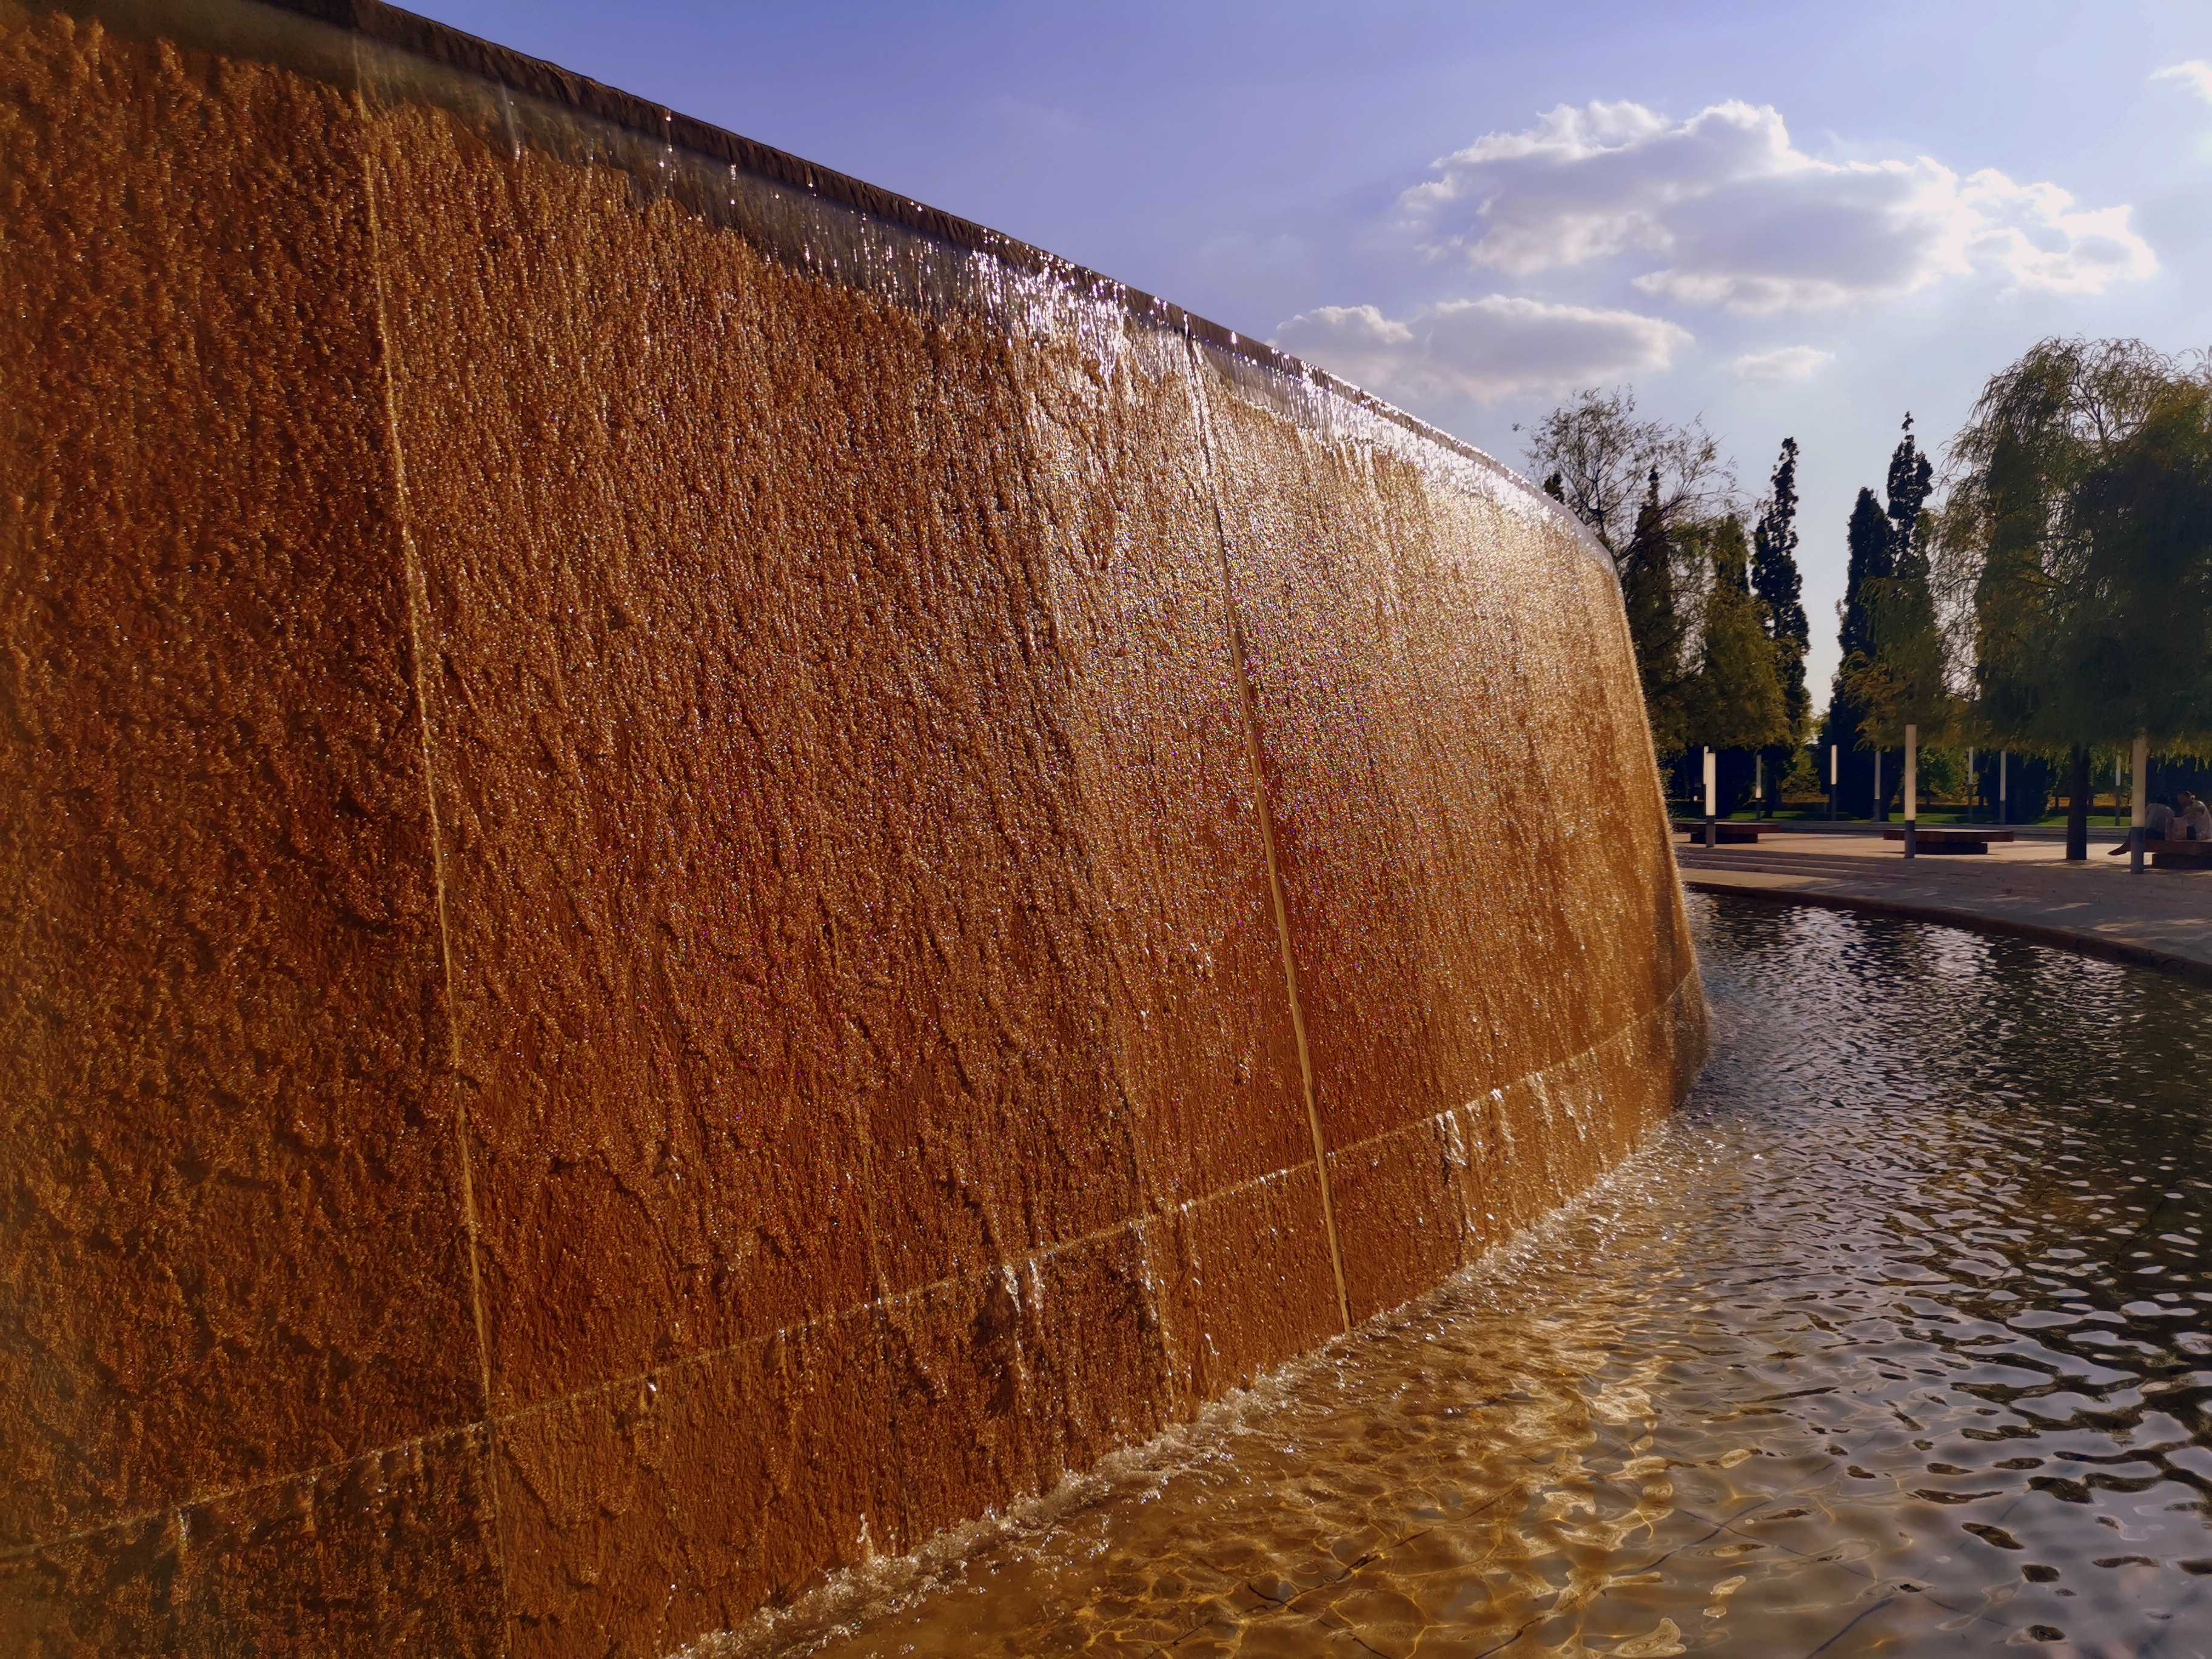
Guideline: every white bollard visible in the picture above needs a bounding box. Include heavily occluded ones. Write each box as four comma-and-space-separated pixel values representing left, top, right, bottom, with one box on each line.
2131, 734, 2148, 874
1903, 724, 1918, 857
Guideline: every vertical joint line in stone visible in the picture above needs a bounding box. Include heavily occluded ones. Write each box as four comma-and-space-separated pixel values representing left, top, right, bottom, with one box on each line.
355, 73, 506, 1467
1182, 337, 1352, 1336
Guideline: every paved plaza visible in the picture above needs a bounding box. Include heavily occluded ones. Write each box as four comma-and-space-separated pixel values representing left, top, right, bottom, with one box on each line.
1675, 827, 2212, 981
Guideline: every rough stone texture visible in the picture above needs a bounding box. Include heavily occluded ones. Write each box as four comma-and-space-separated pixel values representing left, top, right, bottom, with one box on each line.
1011, 334, 1319, 1217
1, 5, 1706, 1655
0, 11, 480, 1558
495, 1311, 897, 1659
1150, 1168, 1350, 1400
1199, 386, 1694, 1323
0, 1429, 504, 1659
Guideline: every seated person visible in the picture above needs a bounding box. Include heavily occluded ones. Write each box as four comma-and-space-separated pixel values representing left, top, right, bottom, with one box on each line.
2184, 793, 2212, 842
2110, 798, 2176, 853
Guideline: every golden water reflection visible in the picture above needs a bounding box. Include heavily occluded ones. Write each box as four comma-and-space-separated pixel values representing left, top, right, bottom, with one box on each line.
736, 897, 2212, 1657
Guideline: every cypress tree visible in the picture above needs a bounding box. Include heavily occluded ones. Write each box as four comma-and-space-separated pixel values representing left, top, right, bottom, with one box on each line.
1835, 417, 1951, 806
1883, 416, 1941, 722
1751, 438, 1809, 811
1683, 517, 1789, 756
1885, 413, 1935, 566
1827, 486, 1894, 815
1621, 468, 1687, 756
1837, 486, 1894, 663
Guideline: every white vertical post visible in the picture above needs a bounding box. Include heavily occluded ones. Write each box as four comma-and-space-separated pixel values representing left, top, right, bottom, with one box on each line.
2131, 733, 2148, 874
1702, 746, 1717, 846
1874, 748, 1883, 822
1903, 724, 1919, 857
1828, 742, 1837, 820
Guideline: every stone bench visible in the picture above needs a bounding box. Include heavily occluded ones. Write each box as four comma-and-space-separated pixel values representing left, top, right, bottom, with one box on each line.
2151, 840, 2212, 868
1882, 826, 2017, 854
1674, 820, 1761, 843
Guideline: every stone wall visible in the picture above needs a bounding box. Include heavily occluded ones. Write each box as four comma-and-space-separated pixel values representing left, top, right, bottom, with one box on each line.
0, 3, 1706, 1653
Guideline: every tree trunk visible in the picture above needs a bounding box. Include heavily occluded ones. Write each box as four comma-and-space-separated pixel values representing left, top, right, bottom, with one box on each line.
2065, 742, 2091, 861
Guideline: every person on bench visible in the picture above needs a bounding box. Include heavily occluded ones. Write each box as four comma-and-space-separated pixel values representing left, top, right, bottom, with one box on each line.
2183, 793, 2212, 842
2110, 797, 2176, 854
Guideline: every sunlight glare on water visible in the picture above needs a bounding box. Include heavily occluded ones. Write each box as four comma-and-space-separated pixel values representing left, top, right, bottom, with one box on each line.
735, 895, 2212, 1658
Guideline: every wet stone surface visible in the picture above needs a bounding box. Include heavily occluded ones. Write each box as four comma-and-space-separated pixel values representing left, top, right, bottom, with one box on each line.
748, 895, 2212, 1658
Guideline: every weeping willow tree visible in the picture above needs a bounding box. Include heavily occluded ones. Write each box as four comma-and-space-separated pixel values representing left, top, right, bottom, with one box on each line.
1934, 337, 2212, 850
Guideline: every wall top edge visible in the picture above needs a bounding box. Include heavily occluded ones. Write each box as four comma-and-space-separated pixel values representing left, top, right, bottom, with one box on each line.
75, 0, 1611, 572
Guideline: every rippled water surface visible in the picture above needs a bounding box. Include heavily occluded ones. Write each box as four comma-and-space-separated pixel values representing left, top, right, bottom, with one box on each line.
750, 896, 2212, 1657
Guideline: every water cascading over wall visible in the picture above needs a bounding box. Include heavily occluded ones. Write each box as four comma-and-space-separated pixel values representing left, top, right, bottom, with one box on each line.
0, 2, 1708, 1652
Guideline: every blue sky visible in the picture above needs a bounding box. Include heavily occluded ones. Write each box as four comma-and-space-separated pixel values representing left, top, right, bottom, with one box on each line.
411, 0, 2212, 695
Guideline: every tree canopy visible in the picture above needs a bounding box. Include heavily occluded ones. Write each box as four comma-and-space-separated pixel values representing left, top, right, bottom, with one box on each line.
1527, 388, 1819, 763
1750, 438, 1809, 739
1526, 342, 2212, 800
1837, 485, 1893, 666
1523, 386, 1732, 571
1936, 337, 2212, 752
1618, 468, 1693, 754
1839, 418, 1955, 747
1681, 516, 1790, 752
1885, 414, 1934, 566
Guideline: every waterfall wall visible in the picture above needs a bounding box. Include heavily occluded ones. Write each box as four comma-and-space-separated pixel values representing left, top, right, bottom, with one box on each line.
0, 3, 1706, 1653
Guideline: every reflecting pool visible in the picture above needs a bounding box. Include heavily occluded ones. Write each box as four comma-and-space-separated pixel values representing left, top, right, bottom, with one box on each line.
733, 895, 2212, 1658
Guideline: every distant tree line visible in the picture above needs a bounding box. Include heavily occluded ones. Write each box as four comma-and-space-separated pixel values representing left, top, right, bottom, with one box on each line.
1526, 389, 1798, 809
1527, 338, 2212, 833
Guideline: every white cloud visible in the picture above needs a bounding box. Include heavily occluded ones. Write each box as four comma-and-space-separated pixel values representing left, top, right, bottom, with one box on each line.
1273, 295, 1690, 403
2153, 60, 2212, 103
1399, 99, 2156, 313
1731, 344, 1834, 381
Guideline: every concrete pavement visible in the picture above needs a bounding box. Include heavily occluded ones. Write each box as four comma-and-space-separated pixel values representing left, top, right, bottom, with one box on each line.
1675, 830, 2212, 982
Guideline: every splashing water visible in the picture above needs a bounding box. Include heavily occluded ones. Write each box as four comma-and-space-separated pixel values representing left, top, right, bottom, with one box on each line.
725, 895, 2212, 1658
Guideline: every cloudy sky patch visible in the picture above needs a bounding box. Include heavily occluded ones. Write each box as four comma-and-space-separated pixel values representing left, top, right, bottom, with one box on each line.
1277, 297, 1690, 403
1399, 99, 2155, 313
1731, 345, 1835, 382
413, 0, 2212, 703
2153, 61, 2212, 103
